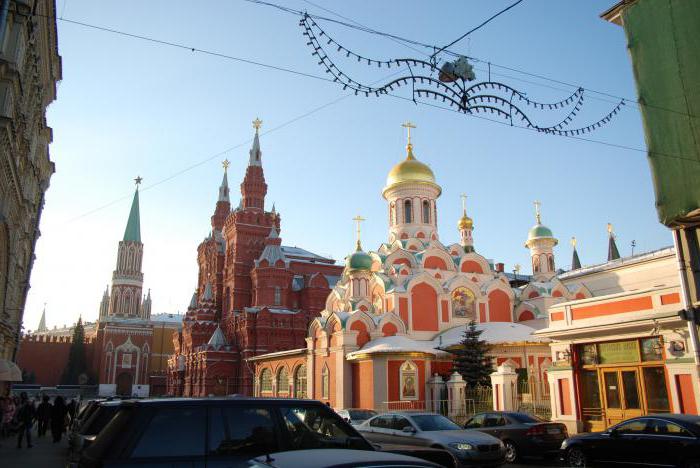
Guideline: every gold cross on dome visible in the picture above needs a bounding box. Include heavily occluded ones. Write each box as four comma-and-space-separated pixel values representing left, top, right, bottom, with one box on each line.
134, 176, 143, 186
352, 214, 366, 249
533, 200, 541, 223
222, 159, 230, 172
252, 117, 263, 132
607, 222, 614, 236
460, 193, 467, 213
401, 121, 416, 145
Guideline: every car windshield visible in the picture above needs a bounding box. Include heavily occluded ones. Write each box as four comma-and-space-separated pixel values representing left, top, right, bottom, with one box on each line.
81, 406, 120, 435
349, 410, 377, 420
508, 413, 544, 423
411, 414, 461, 431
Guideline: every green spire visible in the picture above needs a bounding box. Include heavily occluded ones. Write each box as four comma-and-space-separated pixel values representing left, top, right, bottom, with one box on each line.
123, 181, 141, 242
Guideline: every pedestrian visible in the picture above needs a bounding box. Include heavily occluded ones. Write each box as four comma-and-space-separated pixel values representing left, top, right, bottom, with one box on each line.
36, 395, 51, 437
50, 395, 67, 443
2, 395, 16, 438
15, 392, 35, 448
66, 398, 77, 428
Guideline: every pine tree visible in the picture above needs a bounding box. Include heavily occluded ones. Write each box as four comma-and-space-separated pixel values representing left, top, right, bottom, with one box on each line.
450, 320, 492, 387
61, 317, 87, 384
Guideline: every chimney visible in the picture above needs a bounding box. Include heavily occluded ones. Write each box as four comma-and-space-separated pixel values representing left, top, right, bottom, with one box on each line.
495, 262, 505, 273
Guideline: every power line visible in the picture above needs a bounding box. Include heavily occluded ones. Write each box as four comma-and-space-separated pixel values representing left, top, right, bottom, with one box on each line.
432, 0, 525, 57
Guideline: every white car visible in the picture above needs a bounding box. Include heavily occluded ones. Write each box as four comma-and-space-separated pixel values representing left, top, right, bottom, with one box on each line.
336, 408, 379, 427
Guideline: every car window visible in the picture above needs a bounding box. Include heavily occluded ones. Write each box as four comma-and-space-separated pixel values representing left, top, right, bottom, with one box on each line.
483, 414, 505, 427
465, 414, 486, 428
82, 406, 119, 435
615, 419, 648, 434
392, 416, 412, 431
411, 414, 461, 431
208, 406, 277, 457
131, 406, 206, 458
370, 415, 393, 429
349, 410, 377, 420
507, 413, 544, 424
280, 405, 370, 451
646, 419, 693, 437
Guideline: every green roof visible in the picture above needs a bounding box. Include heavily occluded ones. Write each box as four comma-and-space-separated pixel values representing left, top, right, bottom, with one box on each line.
348, 249, 372, 271
527, 223, 553, 240
123, 188, 141, 242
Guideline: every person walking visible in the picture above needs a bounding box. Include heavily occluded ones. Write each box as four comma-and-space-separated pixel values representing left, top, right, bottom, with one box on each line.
50, 396, 67, 443
1, 395, 16, 438
66, 398, 77, 428
15, 392, 35, 448
36, 395, 51, 437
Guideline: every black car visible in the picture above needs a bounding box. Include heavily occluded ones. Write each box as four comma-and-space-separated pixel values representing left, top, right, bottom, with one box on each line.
463, 411, 567, 462
69, 400, 125, 461
561, 414, 700, 467
76, 398, 436, 468
248, 448, 441, 467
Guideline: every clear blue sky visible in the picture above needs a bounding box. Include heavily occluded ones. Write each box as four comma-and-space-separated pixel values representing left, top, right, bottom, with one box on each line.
25, 0, 669, 330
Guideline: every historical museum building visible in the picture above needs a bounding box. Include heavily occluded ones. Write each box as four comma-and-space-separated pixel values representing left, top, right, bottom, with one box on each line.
17, 182, 182, 396
0, 0, 61, 391
250, 125, 585, 409
538, 246, 700, 433
166, 120, 343, 397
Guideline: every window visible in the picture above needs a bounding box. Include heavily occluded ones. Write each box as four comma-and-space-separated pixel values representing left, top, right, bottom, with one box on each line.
646, 419, 692, 437
131, 407, 206, 458
390, 202, 396, 225
400, 361, 418, 400
208, 406, 277, 457
547, 255, 554, 271
465, 414, 486, 428
483, 414, 506, 427
370, 415, 394, 429
404, 199, 412, 223
422, 200, 430, 223
260, 369, 272, 393
294, 365, 307, 399
122, 353, 132, 369
277, 368, 289, 395
321, 364, 329, 399
643, 367, 670, 412
274, 287, 281, 306
615, 419, 648, 434
411, 414, 461, 431
280, 405, 370, 451
392, 416, 413, 432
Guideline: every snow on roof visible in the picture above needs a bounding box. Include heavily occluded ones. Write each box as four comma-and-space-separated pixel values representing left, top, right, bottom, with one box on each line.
281, 245, 333, 262
347, 335, 445, 359
150, 313, 185, 323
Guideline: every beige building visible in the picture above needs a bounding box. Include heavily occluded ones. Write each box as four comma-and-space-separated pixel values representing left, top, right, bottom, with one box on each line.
0, 0, 61, 391
537, 247, 700, 434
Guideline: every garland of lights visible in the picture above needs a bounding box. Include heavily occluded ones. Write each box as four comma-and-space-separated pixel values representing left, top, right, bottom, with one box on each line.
299, 14, 625, 136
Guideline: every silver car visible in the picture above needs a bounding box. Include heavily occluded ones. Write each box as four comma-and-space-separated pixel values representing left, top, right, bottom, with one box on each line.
357, 412, 505, 467
336, 408, 378, 428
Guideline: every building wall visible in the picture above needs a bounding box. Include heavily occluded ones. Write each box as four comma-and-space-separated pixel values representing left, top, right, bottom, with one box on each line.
17, 335, 95, 385
0, 0, 61, 384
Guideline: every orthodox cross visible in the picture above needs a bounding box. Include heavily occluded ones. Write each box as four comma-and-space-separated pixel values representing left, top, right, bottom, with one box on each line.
460, 193, 468, 214
571, 236, 577, 248
222, 159, 230, 172
534, 200, 541, 223
401, 121, 416, 145
134, 176, 143, 186
352, 214, 366, 249
253, 117, 263, 133
607, 222, 614, 237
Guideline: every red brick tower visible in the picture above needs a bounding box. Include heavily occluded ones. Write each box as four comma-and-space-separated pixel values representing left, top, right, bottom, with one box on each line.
223, 119, 279, 313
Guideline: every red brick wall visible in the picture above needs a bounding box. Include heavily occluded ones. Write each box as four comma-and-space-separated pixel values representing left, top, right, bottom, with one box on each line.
17, 336, 96, 386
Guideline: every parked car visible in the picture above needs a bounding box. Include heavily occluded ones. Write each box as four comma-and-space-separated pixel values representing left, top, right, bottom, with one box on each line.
247, 448, 441, 467
69, 400, 125, 461
357, 412, 505, 467
74, 398, 443, 468
336, 408, 378, 427
560, 414, 700, 467
463, 411, 567, 462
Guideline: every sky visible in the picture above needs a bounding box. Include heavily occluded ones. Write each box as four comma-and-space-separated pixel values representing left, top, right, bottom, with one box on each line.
25, 0, 671, 331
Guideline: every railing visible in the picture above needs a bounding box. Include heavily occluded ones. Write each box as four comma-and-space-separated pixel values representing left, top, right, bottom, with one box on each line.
516, 379, 552, 420
379, 400, 427, 412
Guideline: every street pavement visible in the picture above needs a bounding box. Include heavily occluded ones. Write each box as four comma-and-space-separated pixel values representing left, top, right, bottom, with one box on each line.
0, 427, 69, 468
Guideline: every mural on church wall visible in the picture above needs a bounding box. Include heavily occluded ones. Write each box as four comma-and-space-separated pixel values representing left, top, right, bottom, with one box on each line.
451, 287, 476, 320
400, 361, 418, 400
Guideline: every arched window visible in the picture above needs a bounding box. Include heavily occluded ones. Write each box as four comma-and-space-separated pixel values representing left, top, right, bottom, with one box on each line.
277, 367, 289, 395
390, 202, 396, 225
260, 368, 272, 393
533, 256, 540, 273
400, 361, 418, 400
422, 200, 430, 223
294, 364, 307, 398
548, 255, 555, 271
404, 199, 412, 223
321, 364, 330, 399
274, 287, 281, 305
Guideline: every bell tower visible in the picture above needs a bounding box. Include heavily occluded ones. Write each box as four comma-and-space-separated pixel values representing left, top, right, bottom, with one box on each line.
524, 201, 558, 280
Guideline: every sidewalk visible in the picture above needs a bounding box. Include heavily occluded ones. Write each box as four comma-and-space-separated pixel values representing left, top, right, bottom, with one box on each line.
0, 428, 68, 468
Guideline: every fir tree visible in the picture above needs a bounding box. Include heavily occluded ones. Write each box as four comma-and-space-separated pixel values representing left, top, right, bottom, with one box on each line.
450, 320, 492, 387
61, 317, 87, 384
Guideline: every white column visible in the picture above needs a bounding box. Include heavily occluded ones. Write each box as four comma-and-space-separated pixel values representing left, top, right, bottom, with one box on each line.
446, 372, 466, 421
490, 364, 518, 411
427, 373, 446, 413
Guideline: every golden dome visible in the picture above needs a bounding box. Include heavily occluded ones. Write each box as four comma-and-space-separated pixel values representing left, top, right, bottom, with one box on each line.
458, 213, 473, 230
385, 145, 438, 188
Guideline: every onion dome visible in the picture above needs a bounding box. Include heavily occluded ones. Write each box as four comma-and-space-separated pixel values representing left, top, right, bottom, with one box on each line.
347, 242, 373, 272
386, 148, 437, 187
527, 223, 554, 241
458, 212, 473, 231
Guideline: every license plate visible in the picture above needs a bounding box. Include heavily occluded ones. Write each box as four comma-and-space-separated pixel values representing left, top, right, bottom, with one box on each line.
547, 427, 561, 434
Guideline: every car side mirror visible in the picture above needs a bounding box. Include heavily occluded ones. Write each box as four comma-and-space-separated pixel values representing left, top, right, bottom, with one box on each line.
402, 426, 416, 433
609, 428, 619, 437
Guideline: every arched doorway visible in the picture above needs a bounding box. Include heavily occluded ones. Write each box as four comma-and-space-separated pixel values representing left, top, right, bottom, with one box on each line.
116, 372, 133, 396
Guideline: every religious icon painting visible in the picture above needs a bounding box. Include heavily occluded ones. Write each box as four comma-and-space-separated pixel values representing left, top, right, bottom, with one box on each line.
451, 287, 476, 320
400, 361, 418, 400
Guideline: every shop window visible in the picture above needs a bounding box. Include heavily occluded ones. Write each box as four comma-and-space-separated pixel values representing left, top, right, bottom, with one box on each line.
580, 370, 602, 420
621, 370, 641, 409
642, 367, 670, 412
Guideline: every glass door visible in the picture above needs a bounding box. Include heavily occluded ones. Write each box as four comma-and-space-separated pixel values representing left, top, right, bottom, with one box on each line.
601, 368, 644, 427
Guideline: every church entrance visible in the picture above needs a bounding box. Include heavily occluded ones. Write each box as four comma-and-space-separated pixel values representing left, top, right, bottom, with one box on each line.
116, 372, 133, 396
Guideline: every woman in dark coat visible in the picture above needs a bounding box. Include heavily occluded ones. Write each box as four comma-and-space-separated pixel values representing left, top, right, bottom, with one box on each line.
50, 396, 67, 443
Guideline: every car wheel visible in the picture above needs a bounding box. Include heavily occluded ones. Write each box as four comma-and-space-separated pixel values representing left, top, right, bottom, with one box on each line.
503, 440, 518, 463
566, 446, 587, 467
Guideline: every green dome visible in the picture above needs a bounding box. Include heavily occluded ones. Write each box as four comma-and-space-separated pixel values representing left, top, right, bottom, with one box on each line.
348, 248, 373, 271
528, 223, 554, 240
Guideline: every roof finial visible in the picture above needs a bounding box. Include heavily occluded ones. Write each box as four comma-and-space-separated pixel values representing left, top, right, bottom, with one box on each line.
571, 236, 577, 248
607, 222, 614, 237
401, 121, 416, 160
134, 175, 143, 187
534, 200, 542, 224
222, 159, 230, 173
253, 117, 263, 133
352, 214, 366, 251
460, 193, 468, 216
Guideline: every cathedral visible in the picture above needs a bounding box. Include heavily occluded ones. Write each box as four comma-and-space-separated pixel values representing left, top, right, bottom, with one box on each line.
250, 123, 589, 408
167, 119, 343, 397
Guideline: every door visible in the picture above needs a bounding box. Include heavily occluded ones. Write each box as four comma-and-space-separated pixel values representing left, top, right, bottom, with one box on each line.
390, 416, 421, 446
362, 415, 394, 444
601, 368, 644, 427
116, 372, 133, 396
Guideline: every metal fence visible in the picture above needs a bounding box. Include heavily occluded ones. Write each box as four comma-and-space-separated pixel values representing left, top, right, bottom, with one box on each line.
516, 379, 552, 420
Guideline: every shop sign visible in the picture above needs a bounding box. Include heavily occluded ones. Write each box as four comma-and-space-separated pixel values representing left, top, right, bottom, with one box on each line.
598, 340, 640, 364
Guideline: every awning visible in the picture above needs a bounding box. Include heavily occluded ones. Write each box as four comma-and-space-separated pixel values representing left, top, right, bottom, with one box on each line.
0, 359, 22, 382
